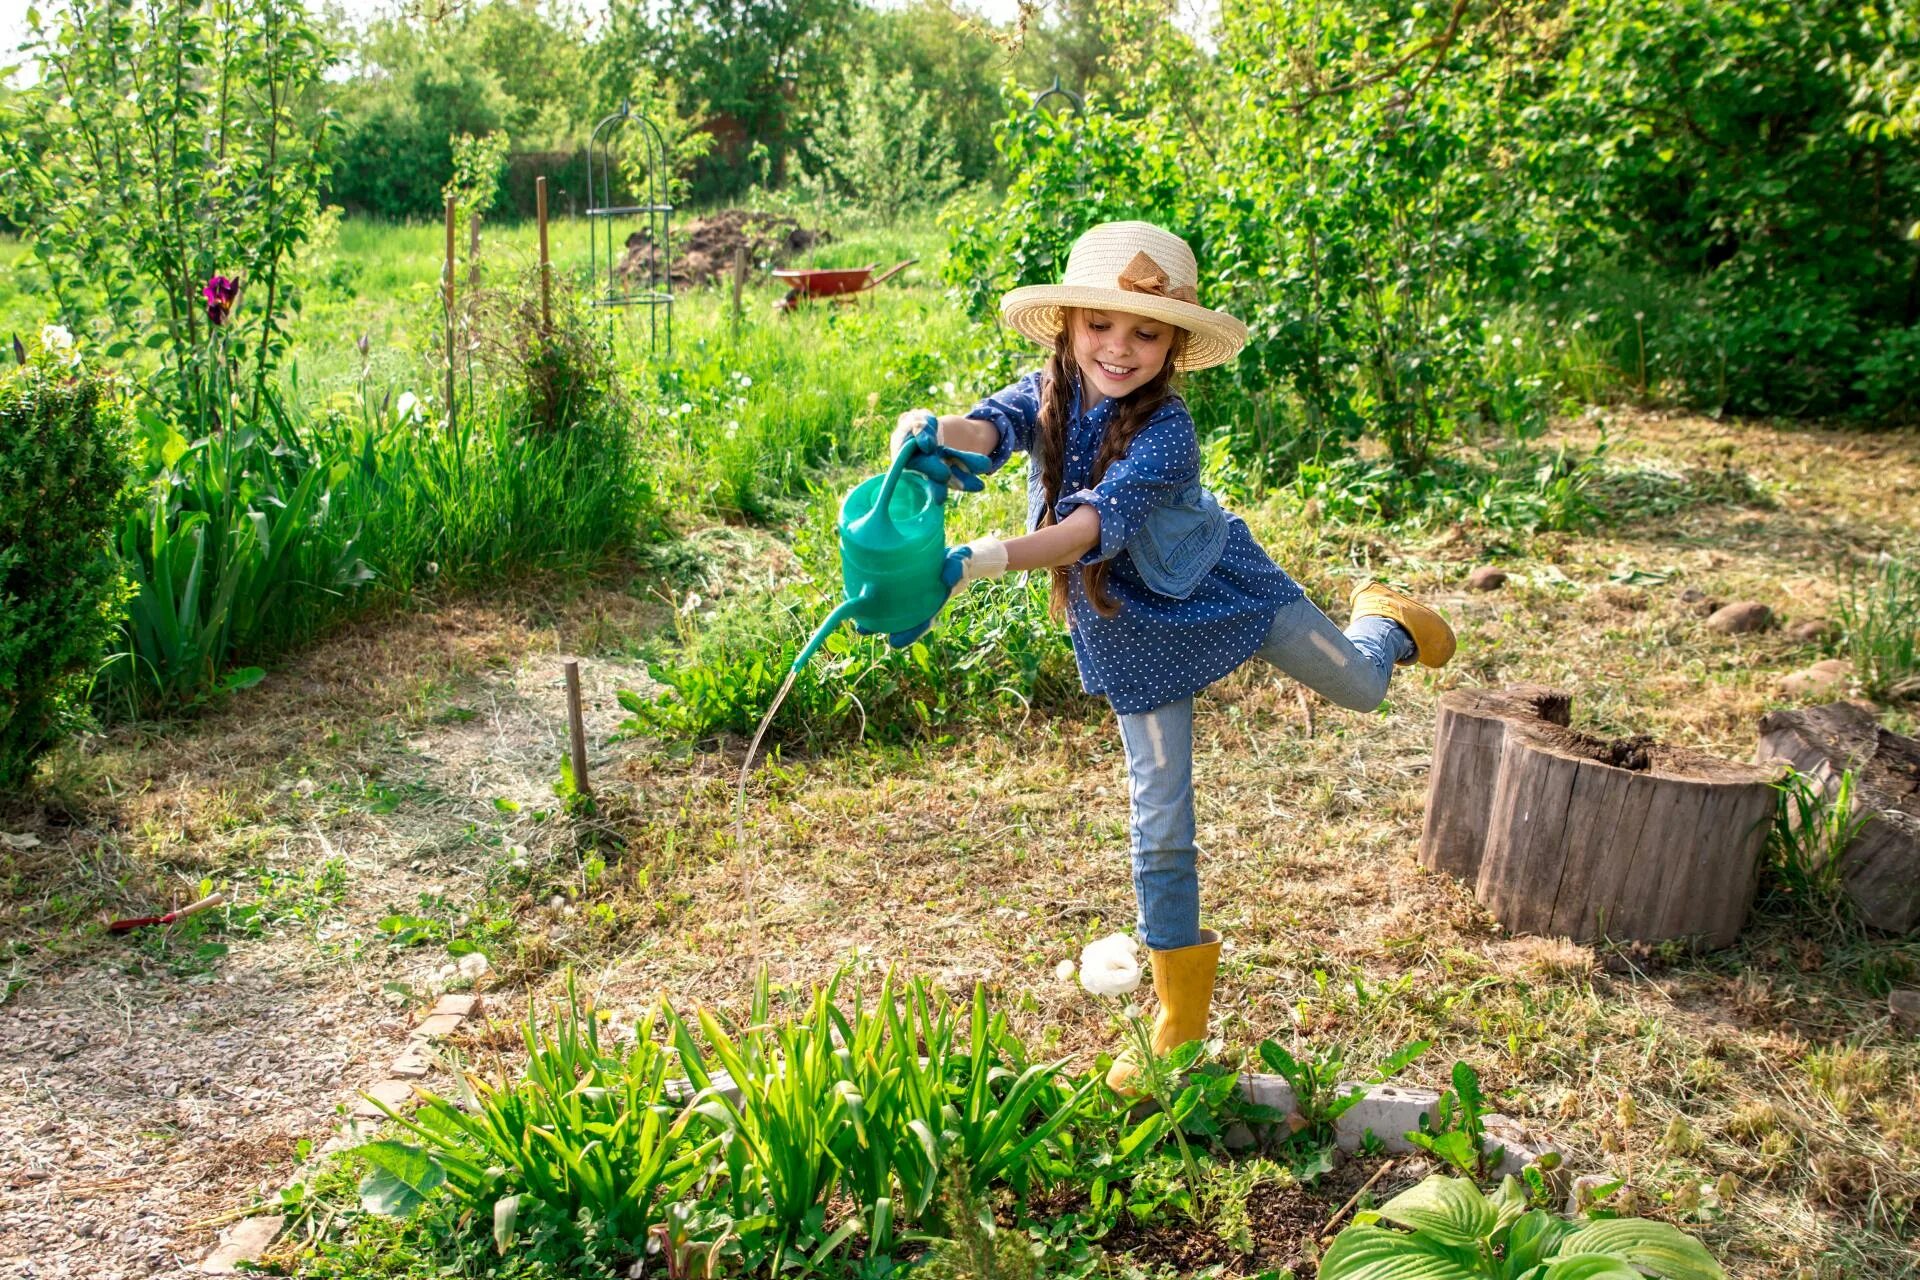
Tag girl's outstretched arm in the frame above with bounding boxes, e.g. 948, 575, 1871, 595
919, 412, 1000, 458
1004, 505, 1101, 570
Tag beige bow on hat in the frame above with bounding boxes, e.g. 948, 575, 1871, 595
998, 222, 1247, 371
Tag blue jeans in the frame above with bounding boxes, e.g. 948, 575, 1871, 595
1115, 596, 1411, 950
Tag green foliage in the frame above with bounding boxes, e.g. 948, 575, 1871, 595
1406, 1062, 1502, 1180
443, 131, 513, 226
2, 0, 334, 406
0, 347, 133, 787
328, 24, 513, 219
108, 383, 373, 709
1258, 1038, 1427, 1158
1528, 0, 1920, 419
1836, 551, 1920, 700
360, 975, 714, 1260
1320, 1174, 1726, 1280
1765, 768, 1873, 925
916, 1150, 1044, 1280
800, 53, 963, 222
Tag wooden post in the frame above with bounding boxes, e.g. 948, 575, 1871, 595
731, 244, 747, 343
536, 176, 552, 334
443, 195, 457, 432
564, 661, 591, 798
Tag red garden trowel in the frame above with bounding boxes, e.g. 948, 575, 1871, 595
107, 892, 225, 933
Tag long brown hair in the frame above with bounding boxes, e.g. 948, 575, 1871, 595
1034, 310, 1186, 622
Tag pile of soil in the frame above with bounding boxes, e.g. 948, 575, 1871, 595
618, 209, 830, 286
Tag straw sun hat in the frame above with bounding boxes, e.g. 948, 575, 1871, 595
999, 222, 1248, 372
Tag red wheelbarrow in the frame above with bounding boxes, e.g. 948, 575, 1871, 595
772, 259, 917, 312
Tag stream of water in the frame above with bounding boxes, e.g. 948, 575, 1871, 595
732, 666, 800, 957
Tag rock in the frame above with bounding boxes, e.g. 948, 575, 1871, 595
1779, 659, 1854, 700
1467, 566, 1508, 592
1706, 601, 1773, 634
200, 1215, 284, 1274
1891, 989, 1920, 1031
1787, 618, 1833, 644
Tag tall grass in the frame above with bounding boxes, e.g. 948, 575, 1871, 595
107, 381, 651, 712
1836, 551, 1920, 701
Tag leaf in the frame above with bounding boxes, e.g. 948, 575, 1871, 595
1554, 1220, 1725, 1279
1370, 1175, 1497, 1245
355, 1140, 445, 1217
1319, 1224, 1483, 1280
1536, 1257, 1642, 1280
1507, 1209, 1573, 1274
493, 1194, 520, 1254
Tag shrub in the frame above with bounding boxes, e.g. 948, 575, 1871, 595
0, 343, 133, 788
800, 53, 963, 221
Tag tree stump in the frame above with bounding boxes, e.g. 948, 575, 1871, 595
1755, 701, 1920, 933
1422, 687, 1782, 948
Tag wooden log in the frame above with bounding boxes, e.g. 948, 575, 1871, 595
1424, 687, 1780, 948
1756, 701, 1920, 932
1420, 686, 1571, 883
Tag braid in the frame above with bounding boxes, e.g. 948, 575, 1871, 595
1035, 311, 1188, 623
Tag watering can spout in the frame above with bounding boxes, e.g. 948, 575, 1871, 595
790, 588, 872, 674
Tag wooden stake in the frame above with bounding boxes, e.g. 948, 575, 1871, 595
443, 195, 457, 432
564, 661, 591, 798
731, 244, 747, 343
536, 176, 551, 334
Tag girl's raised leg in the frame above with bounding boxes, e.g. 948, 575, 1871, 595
1252, 594, 1414, 711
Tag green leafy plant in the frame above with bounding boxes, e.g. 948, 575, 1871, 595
1407, 1061, 1502, 1180
0, 345, 133, 787
1764, 767, 1872, 925
1320, 1174, 1726, 1280
799, 53, 962, 222
1258, 1038, 1429, 1151
1836, 552, 1920, 701
915, 1149, 1042, 1280
358, 974, 715, 1260
3, 0, 334, 407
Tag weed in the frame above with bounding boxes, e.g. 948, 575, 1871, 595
1763, 767, 1871, 927
1836, 552, 1920, 701
1405, 1061, 1503, 1180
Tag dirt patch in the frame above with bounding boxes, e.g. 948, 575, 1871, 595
620, 209, 830, 287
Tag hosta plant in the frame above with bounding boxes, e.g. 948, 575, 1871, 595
1321, 1174, 1725, 1280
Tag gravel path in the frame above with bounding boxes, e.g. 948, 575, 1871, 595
0, 604, 660, 1277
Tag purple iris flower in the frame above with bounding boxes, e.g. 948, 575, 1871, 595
203, 275, 239, 327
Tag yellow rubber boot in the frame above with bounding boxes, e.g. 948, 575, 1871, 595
1106, 930, 1222, 1095
1350, 580, 1457, 669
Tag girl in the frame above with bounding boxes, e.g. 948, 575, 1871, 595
893, 222, 1455, 1089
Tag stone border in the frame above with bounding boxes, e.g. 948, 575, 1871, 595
196, 993, 484, 1275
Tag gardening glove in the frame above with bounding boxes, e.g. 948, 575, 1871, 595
942, 537, 1009, 589
892, 410, 990, 494
851, 537, 1008, 650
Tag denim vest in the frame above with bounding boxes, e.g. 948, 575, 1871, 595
1027, 466, 1230, 601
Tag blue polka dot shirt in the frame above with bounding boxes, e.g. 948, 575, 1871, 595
967, 369, 1303, 715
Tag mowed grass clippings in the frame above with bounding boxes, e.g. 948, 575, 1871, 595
574, 409, 1920, 1279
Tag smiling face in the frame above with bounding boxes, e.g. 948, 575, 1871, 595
1068, 307, 1177, 408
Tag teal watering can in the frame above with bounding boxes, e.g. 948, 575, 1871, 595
789, 424, 989, 672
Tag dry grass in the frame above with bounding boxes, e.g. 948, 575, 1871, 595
2, 409, 1917, 1276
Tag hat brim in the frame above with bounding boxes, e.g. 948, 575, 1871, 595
999, 285, 1248, 372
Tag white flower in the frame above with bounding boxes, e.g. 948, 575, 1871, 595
1054, 959, 1075, 982
38, 324, 79, 367
395, 391, 421, 422
1078, 932, 1142, 997
457, 952, 490, 980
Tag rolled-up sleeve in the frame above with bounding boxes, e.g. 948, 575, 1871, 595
1054, 400, 1199, 565
963, 370, 1044, 474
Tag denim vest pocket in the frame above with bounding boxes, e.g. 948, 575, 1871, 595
1129, 483, 1229, 599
